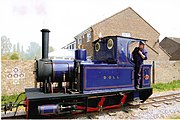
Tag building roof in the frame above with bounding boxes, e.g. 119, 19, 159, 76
75, 27, 92, 40
159, 45, 171, 57
49, 49, 75, 58
170, 48, 180, 60
75, 7, 160, 38
160, 37, 180, 60
146, 43, 159, 55
61, 40, 76, 49
93, 7, 159, 34
167, 37, 180, 44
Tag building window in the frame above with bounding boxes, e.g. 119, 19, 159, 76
78, 39, 82, 45
72, 44, 74, 49
122, 32, 131, 37
87, 32, 91, 42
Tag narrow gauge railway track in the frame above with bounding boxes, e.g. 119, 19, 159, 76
148, 92, 180, 101
2, 92, 180, 119
1, 111, 26, 119
128, 92, 180, 108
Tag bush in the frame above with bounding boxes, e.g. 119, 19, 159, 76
1, 53, 11, 60
10, 52, 19, 60
1, 93, 26, 105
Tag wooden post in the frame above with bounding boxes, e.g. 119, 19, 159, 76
152, 61, 155, 84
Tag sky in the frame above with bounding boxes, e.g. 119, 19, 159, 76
0, 0, 180, 51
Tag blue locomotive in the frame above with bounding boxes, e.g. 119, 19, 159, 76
24, 29, 152, 118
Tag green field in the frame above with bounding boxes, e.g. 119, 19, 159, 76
152, 80, 180, 92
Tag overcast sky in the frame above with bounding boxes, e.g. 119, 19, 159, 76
0, 0, 179, 50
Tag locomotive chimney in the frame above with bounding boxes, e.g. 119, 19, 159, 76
41, 29, 50, 59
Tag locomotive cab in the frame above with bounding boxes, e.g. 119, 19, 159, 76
92, 36, 151, 89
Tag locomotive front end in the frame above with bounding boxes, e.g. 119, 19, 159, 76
35, 29, 77, 93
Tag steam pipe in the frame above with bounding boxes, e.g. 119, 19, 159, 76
41, 29, 50, 59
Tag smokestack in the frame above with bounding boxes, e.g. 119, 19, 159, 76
41, 29, 50, 59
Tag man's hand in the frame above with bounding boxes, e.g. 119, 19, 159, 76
138, 50, 145, 59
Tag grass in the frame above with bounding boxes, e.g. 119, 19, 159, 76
169, 113, 180, 119
1, 93, 26, 105
172, 116, 180, 119
152, 80, 180, 92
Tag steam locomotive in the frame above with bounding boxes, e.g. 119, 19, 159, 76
24, 29, 152, 118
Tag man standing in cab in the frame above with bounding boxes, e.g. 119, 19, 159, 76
132, 41, 148, 89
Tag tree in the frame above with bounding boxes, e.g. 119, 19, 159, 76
1, 36, 12, 60
12, 43, 24, 60
25, 42, 41, 60
1, 36, 12, 55
20, 45, 24, 60
1, 53, 11, 60
13, 44, 16, 52
17, 42, 20, 53
10, 52, 19, 60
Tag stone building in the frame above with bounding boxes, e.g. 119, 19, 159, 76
74, 7, 169, 61
160, 37, 180, 60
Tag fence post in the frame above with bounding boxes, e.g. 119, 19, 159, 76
152, 61, 155, 84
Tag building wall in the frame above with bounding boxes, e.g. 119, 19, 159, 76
1, 60, 35, 95
129, 42, 159, 60
154, 60, 180, 83
1, 60, 179, 95
78, 30, 94, 57
77, 8, 160, 58
157, 47, 170, 61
